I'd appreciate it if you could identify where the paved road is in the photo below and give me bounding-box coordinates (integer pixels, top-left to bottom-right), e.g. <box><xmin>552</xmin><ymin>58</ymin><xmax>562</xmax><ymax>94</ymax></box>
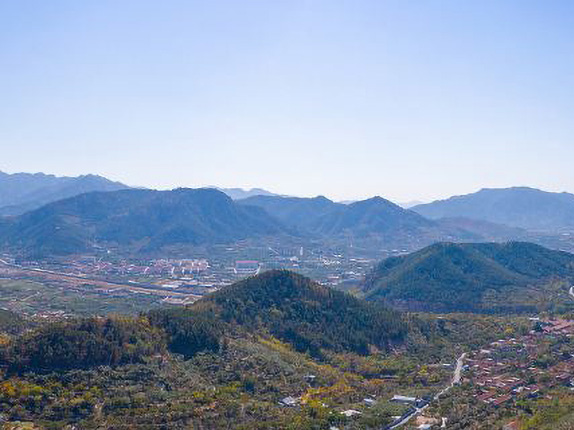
<box><xmin>389</xmin><ymin>353</ymin><xmax>466</xmax><ymax>429</ymax></box>
<box><xmin>570</xmin><ymin>286</ymin><xmax>574</xmax><ymax>300</ymax></box>
<box><xmin>452</xmin><ymin>353</ymin><xmax>467</xmax><ymax>385</ymax></box>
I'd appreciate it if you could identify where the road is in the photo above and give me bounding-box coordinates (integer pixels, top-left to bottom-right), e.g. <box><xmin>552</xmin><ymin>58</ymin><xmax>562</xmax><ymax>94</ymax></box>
<box><xmin>389</xmin><ymin>353</ymin><xmax>466</xmax><ymax>429</ymax></box>
<box><xmin>570</xmin><ymin>286</ymin><xmax>574</xmax><ymax>300</ymax></box>
<box><xmin>452</xmin><ymin>353</ymin><xmax>467</xmax><ymax>385</ymax></box>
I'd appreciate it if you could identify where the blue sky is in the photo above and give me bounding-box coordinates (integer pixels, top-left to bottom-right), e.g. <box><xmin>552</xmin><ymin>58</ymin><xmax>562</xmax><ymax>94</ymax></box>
<box><xmin>1</xmin><ymin>0</ymin><xmax>573</xmax><ymax>202</ymax></box>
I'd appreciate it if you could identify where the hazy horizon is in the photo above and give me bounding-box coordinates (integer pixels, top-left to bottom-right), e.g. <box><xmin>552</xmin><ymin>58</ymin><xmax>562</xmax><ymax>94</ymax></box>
<box><xmin>3</xmin><ymin>167</ymin><xmax>574</xmax><ymax>206</ymax></box>
<box><xmin>2</xmin><ymin>1</ymin><xmax>573</xmax><ymax>202</ymax></box>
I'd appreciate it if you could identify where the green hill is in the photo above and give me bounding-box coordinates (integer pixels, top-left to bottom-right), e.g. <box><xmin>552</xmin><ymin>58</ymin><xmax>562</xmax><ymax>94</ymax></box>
<box><xmin>0</xmin><ymin>270</ymin><xmax>534</xmax><ymax>429</ymax></box>
<box><xmin>362</xmin><ymin>242</ymin><xmax>574</xmax><ymax>313</ymax></box>
<box><xmin>3</xmin><ymin>271</ymin><xmax>408</xmax><ymax>373</ymax></box>
<box><xmin>151</xmin><ymin>270</ymin><xmax>407</xmax><ymax>358</ymax></box>
<box><xmin>313</xmin><ymin>197</ymin><xmax>436</xmax><ymax>237</ymax></box>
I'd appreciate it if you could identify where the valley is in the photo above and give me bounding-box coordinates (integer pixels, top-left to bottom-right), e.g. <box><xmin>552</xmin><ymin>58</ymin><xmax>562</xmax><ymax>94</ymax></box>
<box><xmin>1</xmin><ymin>178</ymin><xmax>574</xmax><ymax>429</ymax></box>
<box><xmin>3</xmin><ymin>2</ymin><xmax>574</xmax><ymax>427</ymax></box>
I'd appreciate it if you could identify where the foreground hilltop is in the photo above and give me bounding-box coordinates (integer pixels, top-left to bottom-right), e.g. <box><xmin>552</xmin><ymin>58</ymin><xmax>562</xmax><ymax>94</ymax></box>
<box><xmin>4</xmin><ymin>271</ymin><xmax>409</xmax><ymax>374</ymax></box>
<box><xmin>362</xmin><ymin>242</ymin><xmax>574</xmax><ymax>313</ymax></box>
<box><xmin>152</xmin><ymin>269</ymin><xmax>407</xmax><ymax>358</ymax></box>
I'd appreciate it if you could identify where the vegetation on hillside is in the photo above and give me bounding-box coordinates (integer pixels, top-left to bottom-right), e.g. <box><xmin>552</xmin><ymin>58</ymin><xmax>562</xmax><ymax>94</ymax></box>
<box><xmin>362</xmin><ymin>242</ymin><xmax>574</xmax><ymax>313</ymax></box>
<box><xmin>2</xmin><ymin>317</ymin><xmax>165</xmax><ymax>372</ymax></box>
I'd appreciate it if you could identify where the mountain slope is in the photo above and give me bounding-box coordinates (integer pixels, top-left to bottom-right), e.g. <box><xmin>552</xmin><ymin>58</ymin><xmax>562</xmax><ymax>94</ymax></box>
<box><xmin>0</xmin><ymin>188</ymin><xmax>288</xmax><ymax>256</ymax></box>
<box><xmin>239</xmin><ymin>195</ymin><xmax>341</xmax><ymax>231</ymax></box>
<box><xmin>0</xmin><ymin>171</ymin><xmax>129</xmax><ymax>216</ymax></box>
<box><xmin>413</xmin><ymin>187</ymin><xmax>574</xmax><ymax>232</ymax></box>
<box><xmin>151</xmin><ymin>270</ymin><xmax>407</xmax><ymax>357</ymax></box>
<box><xmin>362</xmin><ymin>242</ymin><xmax>574</xmax><ymax>313</ymax></box>
<box><xmin>240</xmin><ymin>195</ymin><xmax>457</xmax><ymax>245</ymax></box>
<box><xmin>313</xmin><ymin>196</ymin><xmax>435</xmax><ymax>236</ymax></box>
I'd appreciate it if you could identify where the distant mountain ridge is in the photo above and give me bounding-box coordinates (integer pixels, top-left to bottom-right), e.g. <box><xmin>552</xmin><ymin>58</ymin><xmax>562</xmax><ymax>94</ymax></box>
<box><xmin>1</xmin><ymin>174</ymin><xmax>568</xmax><ymax>257</ymax></box>
<box><xmin>0</xmin><ymin>189</ymin><xmax>500</xmax><ymax>258</ymax></box>
<box><xmin>239</xmin><ymin>195</ymin><xmax>340</xmax><ymax>232</ymax></box>
<box><xmin>213</xmin><ymin>187</ymin><xmax>280</xmax><ymax>200</ymax></box>
<box><xmin>241</xmin><ymin>194</ymin><xmax>436</xmax><ymax>234</ymax></box>
<box><xmin>361</xmin><ymin>242</ymin><xmax>574</xmax><ymax>313</ymax></box>
<box><xmin>0</xmin><ymin>171</ymin><xmax>130</xmax><ymax>216</ymax></box>
<box><xmin>315</xmin><ymin>196</ymin><xmax>436</xmax><ymax>237</ymax></box>
<box><xmin>0</xmin><ymin>188</ymin><xmax>288</xmax><ymax>256</ymax></box>
<box><xmin>413</xmin><ymin>187</ymin><xmax>574</xmax><ymax>232</ymax></box>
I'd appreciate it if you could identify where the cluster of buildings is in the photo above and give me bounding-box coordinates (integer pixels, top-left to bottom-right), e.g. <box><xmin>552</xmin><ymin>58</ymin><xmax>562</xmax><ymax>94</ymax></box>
<box><xmin>466</xmin><ymin>319</ymin><xmax>574</xmax><ymax>408</ymax></box>
<box><xmin>32</xmin><ymin>257</ymin><xmax>212</xmax><ymax>279</ymax></box>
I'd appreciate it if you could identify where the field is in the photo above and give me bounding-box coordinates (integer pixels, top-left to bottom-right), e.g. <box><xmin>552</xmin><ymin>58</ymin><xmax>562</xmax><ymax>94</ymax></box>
<box><xmin>0</xmin><ymin>278</ymin><xmax>163</xmax><ymax>317</ymax></box>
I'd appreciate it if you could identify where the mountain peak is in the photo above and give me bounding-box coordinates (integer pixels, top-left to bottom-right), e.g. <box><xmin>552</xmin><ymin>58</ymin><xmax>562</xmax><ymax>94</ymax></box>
<box><xmin>199</xmin><ymin>269</ymin><xmax>407</xmax><ymax>356</ymax></box>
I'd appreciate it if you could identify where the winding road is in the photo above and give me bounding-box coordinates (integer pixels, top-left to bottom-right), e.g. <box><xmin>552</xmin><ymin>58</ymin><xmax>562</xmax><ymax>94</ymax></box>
<box><xmin>389</xmin><ymin>353</ymin><xmax>467</xmax><ymax>429</ymax></box>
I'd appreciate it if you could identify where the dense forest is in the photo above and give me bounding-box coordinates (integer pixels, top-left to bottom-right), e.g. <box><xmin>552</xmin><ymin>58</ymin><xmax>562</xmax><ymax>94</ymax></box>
<box><xmin>3</xmin><ymin>317</ymin><xmax>165</xmax><ymax>373</ymax></box>
<box><xmin>199</xmin><ymin>270</ymin><xmax>408</xmax><ymax>356</ymax></box>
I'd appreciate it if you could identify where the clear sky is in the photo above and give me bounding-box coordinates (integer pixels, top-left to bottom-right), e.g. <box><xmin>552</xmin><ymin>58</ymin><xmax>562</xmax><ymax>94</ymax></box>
<box><xmin>1</xmin><ymin>0</ymin><xmax>573</xmax><ymax>202</ymax></box>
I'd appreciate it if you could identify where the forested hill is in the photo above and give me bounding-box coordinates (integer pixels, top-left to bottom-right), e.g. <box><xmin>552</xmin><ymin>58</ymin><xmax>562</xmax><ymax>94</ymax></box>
<box><xmin>0</xmin><ymin>188</ymin><xmax>289</xmax><ymax>256</ymax></box>
<box><xmin>361</xmin><ymin>242</ymin><xmax>574</xmax><ymax>313</ymax></box>
<box><xmin>0</xmin><ymin>171</ymin><xmax>129</xmax><ymax>216</ymax></box>
<box><xmin>3</xmin><ymin>271</ymin><xmax>409</xmax><ymax>374</ymax></box>
<box><xmin>152</xmin><ymin>270</ymin><xmax>408</xmax><ymax>358</ymax></box>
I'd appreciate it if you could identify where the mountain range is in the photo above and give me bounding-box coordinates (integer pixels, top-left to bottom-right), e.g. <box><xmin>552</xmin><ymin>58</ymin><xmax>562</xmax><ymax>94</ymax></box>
<box><xmin>0</xmin><ymin>171</ymin><xmax>129</xmax><ymax>216</ymax></box>
<box><xmin>361</xmin><ymin>242</ymin><xmax>574</xmax><ymax>313</ymax></box>
<box><xmin>1</xmin><ymin>189</ymin><xmax>461</xmax><ymax>257</ymax></box>
<box><xmin>0</xmin><ymin>188</ymin><xmax>287</xmax><ymax>256</ymax></box>
<box><xmin>240</xmin><ymin>194</ymin><xmax>455</xmax><ymax>239</ymax></box>
<box><xmin>2</xmin><ymin>171</ymin><xmax>574</xmax><ymax>257</ymax></box>
<box><xmin>0</xmin><ymin>184</ymin><xmax>559</xmax><ymax>257</ymax></box>
<box><xmin>413</xmin><ymin>187</ymin><xmax>574</xmax><ymax>232</ymax></box>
